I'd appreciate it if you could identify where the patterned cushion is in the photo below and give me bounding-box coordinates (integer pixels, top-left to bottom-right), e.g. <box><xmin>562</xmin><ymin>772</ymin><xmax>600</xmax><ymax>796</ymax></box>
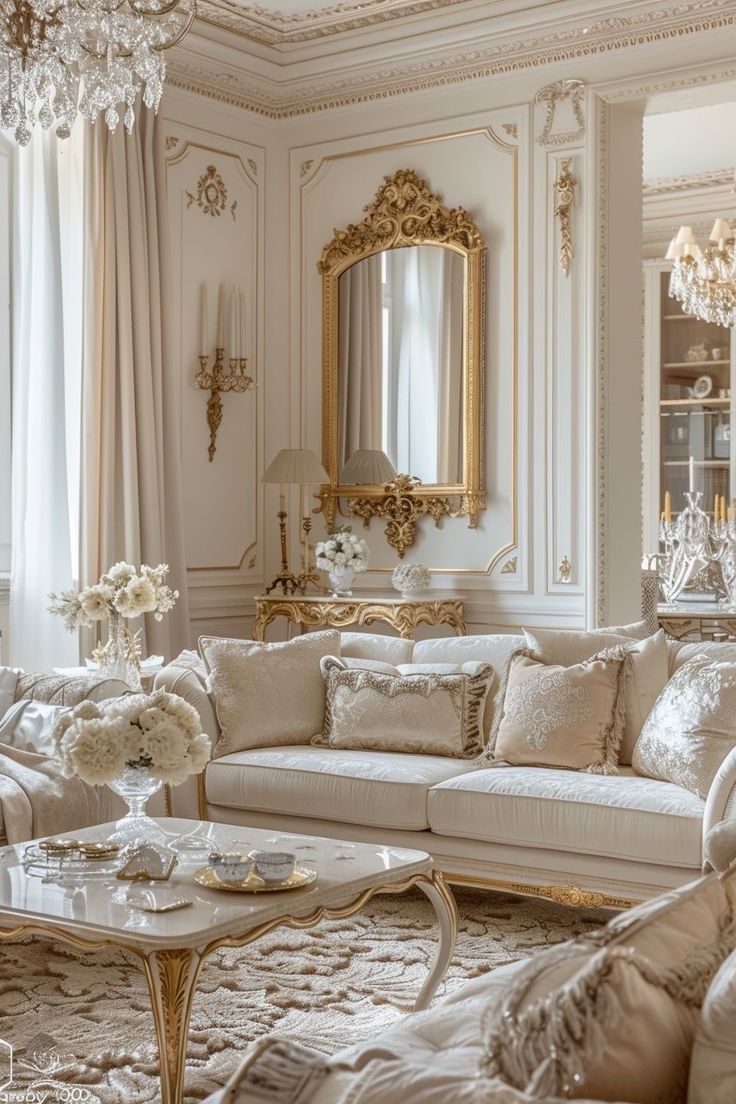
<box><xmin>14</xmin><ymin>672</ymin><xmax>127</xmax><ymax>706</ymax></box>
<box><xmin>488</xmin><ymin>651</ymin><xmax>624</xmax><ymax>774</ymax></box>
<box><xmin>633</xmin><ymin>656</ymin><xmax>736</xmax><ymax>799</ymax></box>
<box><xmin>314</xmin><ymin>657</ymin><xmax>493</xmax><ymax>758</ymax></box>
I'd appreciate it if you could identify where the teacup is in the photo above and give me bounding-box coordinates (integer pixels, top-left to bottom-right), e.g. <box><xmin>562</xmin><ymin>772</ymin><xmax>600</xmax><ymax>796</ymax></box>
<box><xmin>208</xmin><ymin>852</ymin><xmax>255</xmax><ymax>885</ymax></box>
<box><xmin>251</xmin><ymin>850</ymin><xmax>296</xmax><ymax>885</ymax></box>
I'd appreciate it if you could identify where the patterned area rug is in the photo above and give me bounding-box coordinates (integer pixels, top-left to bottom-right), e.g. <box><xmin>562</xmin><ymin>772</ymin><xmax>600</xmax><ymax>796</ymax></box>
<box><xmin>0</xmin><ymin>887</ymin><xmax>606</xmax><ymax>1103</ymax></box>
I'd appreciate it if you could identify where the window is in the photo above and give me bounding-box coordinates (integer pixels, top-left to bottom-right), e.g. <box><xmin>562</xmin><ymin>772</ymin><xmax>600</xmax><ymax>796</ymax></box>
<box><xmin>0</xmin><ymin>137</ymin><xmax>11</xmax><ymax>576</ymax></box>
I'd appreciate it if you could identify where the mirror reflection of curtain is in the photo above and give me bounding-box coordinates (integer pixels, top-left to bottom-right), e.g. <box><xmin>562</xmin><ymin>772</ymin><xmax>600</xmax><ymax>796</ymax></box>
<box><xmin>384</xmin><ymin>246</ymin><xmax>464</xmax><ymax>484</ymax></box>
<box><xmin>338</xmin><ymin>255</ymin><xmax>383</xmax><ymax>471</ymax></box>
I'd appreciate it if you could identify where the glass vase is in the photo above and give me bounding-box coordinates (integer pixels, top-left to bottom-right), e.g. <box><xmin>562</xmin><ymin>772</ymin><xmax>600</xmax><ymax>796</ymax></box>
<box><xmin>99</xmin><ymin>611</ymin><xmax>142</xmax><ymax>691</ymax></box>
<box><xmin>328</xmin><ymin>565</ymin><xmax>355</xmax><ymax>596</ymax></box>
<box><xmin>108</xmin><ymin>767</ymin><xmax>164</xmax><ymax>846</ymax></box>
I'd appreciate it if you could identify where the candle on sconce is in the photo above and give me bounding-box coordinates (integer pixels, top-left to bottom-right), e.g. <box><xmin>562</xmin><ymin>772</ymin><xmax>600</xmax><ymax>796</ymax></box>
<box><xmin>216</xmin><ymin>284</ymin><xmax>225</xmax><ymax>349</ymax></box>
<box><xmin>229</xmin><ymin>285</ymin><xmax>238</xmax><ymax>358</ymax></box>
<box><xmin>664</xmin><ymin>491</ymin><xmax>672</xmax><ymax>523</ymax></box>
<box><xmin>239</xmin><ymin>289</ymin><xmax>246</xmax><ymax>362</ymax></box>
<box><xmin>714</xmin><ymin>493</ymin><xmax>720</xmax><ymax>519</ymax></box>
<box><xmin>689</xmin><ymin>455</ymin><xmax>695</xmax><ymax>494</ymax></box>
<box><xmin>722</xmin><ymin>496</ymin><xmax>728</xmax><ymax>523</ymax></box>
<box><xmin>200</xmin><ymin>283</ymin><xmax>208</xmax><ymax>356</ymax></box>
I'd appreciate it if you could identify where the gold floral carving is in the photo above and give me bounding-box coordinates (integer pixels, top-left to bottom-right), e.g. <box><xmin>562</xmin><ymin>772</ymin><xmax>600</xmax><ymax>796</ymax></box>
<box><xmin>186</xmin><ymin>164</ymin><xmax>230</xmax><ymax>218</ymax></box>
<box><xmin>553</xmin><ymin>159</ymin><xmax>576</xmax><ymax>276</ymax></box>
<box><xmin>535</xmin><ymin>79</ymin><xmax>585</xmax><ymax>147</ymax></box>
<box><xmin>500</xmin><ymin>556</ymin><xmax>517</xmax><ymax>574</ymax></box>
<box><xmin>300</xmin><ymin>158</ymin><xmax>314</xmax><ymax>177</ymax></box>
<box><xmin>557</xmin><ymin>554</ymin><xmax>572</xmax><ymax>582</ymax></box>
<box><xmin>502</xmin><ymin>123</ymin><xmax>518</xmax><ymax>138</ymax></box>
<box><xmin>251</xmin><ymin>593</ymin><xmax>467</xmax><ymax>641</ymax></box>
<box><xmin>446</xmin><ymin>872</ymin><xmax>636</xmax><ymax>910</ymax></box>
<box><xmin>318</xmin><ymin>169</ymin><xmax>482</xmax><ymax>274</ymax></box>
<box><xmin>347</xmin><ymin>474</ymin><xmax>479</xmax><ymax>558</ymax></box>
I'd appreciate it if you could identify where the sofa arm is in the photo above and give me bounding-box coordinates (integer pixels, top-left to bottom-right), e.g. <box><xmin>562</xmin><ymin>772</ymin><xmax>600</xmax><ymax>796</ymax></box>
<box><xmin>15</xmin><ymin>672</ymin><xmax>129</xmax><ymax>706</ymax></box>
<box><xmin>703</xmin><ymin>748</ymin><xmax>736</xmax><ymax>856</ymax></box>
<box><xmin>155</xmin><ymin>655</ymin><xmax>219</xmax><ymax>819</ymax></box>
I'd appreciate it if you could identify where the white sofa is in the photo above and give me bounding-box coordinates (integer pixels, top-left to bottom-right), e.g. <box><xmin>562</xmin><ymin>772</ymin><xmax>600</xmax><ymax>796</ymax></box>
<box><xmin>156</xmin><ymin>633</ymin><xmax>736</xmax><ymax>909</ymax></box>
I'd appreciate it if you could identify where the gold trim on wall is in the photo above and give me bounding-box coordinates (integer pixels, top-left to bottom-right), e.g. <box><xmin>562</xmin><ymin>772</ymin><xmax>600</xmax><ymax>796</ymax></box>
<box><xmin>317</xmin><ymin>167</ymin><xmax>486</xmax><ymax>553</ymax></box>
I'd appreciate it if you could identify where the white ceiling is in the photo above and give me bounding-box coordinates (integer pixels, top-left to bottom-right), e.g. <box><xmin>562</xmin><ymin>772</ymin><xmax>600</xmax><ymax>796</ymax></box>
<box><xmin>644</xmin><ymin>101</ymin><xmax>736</xmax><ymax>181</ymax></box>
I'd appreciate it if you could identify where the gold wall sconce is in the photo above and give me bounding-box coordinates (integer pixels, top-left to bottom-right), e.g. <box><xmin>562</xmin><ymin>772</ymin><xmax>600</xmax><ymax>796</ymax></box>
<box><xmin>194</xmin><ymin>282</ymin><xmax>254</xmax><ymax>461</ymax></box>
<box><xmin>263</xmin><ymin>448</ymin><xmax>330</xmax><ymax>595</ymax></box>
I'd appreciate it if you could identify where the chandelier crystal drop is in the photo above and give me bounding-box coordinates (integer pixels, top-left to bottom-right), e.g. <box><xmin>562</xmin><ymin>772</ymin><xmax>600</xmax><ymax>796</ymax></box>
<box><xmin>0</xmin><ymin>0</ymin><xmax>195</xmax><ymax>146</ymax></box>
<box><xmin>667</xmin><ymin>217</ymin><xmax>736</xmax><ymax>328</ymax></box>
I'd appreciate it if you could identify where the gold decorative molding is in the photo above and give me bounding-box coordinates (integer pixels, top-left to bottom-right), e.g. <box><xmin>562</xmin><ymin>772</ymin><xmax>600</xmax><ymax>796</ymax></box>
<box><xmin>536</xmin><ymin>79</ymin><xmax>585</xmax><ymax>147</ymax></box>
<box><xmin>557</xmin><ymin>554</ymin><xmax>572</xmax><ymax>583</ymax></box>
<box><xmin>194</xmin><ymin>348</ymin><xmax>254</xmax><ymax>461</ymax></box>
<box><xmin>186</xmin><ymin>163</ymin><xmax>235</xmax><ymax>219</ymax></box>
<box><xmin>300</xmin><ymin>158</ymin><xmax>314</xmax><ymax>177</ymax></box>
<box><xmin>502</xmin><ymin>122</ymin><xmax>517</xmax><ymax>138</ymax></box>
<box><xmin>500</xmin><ymin>556</ymin><xmax>517</xmax><ymax>574</ymax></box>
<box><xmin>642</xmin><ymin>167</ymin><xmax>735</xmax><ymax>197</ymax></box>
<box><xmin>252</xmin><ymin>592</ymin><xmax>467</xmax><ymax>640</ymax></box>
<box><xmin>553</xmin><ymin>158</ymin><xmax>576</xmax><ymax>276</ymax></box>
<box><xmin>164</xmin><ymin>135</ymin><xmax>180</xmax><ymax>151</ymax></box>
<box><xmin>317</xmin><ymin>168</ymin><xmax>482</xmax><ymax>274</ymax></box>
<box><xmin>445</xmin><ymin>872</ymin><xmax>636</xmax><ymax>911</ymax></box>
<box><xmin>348</xmin><ymin>475</ymin><xmax>483</xmax><ymax>558</ymax></box>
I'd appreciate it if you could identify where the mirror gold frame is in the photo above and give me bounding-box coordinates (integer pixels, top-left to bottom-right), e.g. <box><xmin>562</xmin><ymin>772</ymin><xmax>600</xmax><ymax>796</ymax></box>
<box><xmin>317</xmin><ymin>168</ymin><xmax>487</xmax><ymax>557</ymax></box>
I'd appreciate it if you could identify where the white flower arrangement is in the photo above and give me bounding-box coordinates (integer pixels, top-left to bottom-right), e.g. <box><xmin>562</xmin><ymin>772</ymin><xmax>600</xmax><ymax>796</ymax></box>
<box><xmin>52</xmin><ymin>690</ymin><xmax>211</xmax><ymax>788</ymax></box>
<box><xmin>315</xmin><ymin>527</ymin><xmax>369</xmax><ymax>573</ymax></box>
<box><xmin>49</xmin><ymin>562</ymin><xmax>179</xmax><ymax>630</ymax></box>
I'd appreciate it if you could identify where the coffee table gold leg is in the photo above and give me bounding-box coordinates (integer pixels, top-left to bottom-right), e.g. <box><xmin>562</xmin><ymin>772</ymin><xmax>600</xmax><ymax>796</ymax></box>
<box><xmin>413</xmin><ymin>872</ymin><xmax>459</xmax><ymax>1012</ymax></box>
<box><xmin>144</xmin><ymin>947</ymin><xmax>203</xmax><ymax>1104</ymax></box>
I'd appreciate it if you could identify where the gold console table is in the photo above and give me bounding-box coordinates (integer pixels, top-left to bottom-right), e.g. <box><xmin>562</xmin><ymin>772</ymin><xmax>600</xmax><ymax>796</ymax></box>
<box><xmin>252</xmin><ymin>592</ymin><xmax>467</xmax><ymax>641</ymax></box>
<box><xmin>658</xmin><ymin>603</ymin><xmax>736</xmax><ymax>642</ymax></box>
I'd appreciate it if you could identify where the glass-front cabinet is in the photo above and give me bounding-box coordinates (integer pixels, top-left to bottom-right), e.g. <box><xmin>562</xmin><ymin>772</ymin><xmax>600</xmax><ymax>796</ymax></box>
<box><xmin>644</xmin><ymin>262</ymin><xmax>735</xmax><ymax>553</ymax></box>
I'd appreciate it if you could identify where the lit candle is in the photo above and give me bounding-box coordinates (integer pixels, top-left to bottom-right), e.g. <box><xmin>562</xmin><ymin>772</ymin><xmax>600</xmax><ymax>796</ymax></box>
<box><xmin>216</xmin><ymin>284</ymin><xmax>225</xmax><ymax>349</ymax></box>
<box><xmin>200</xmin><ymin>283</ymin><xmax>208</xmax><ymax>356</ymax></box>
<box><xmin>689</xmin><ymin>455</ymin><xmax>695</xmax><ymax>493</ymax></box>
<box><xmin>664</xmin><ymin>491</ymin><xmax>672</xmax><ymax>522</ymax></box>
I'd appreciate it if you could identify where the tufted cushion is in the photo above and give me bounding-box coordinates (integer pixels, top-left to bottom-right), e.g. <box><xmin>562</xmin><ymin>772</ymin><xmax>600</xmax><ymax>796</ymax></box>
<box><xmin>427</xmin><ymin>767</ymin><xmax>704</xmax><ymax>867</ymax></box>
<box><xmin>205</xmin><ymin>746</ymin><xmax>470</xmax><ymax>831</ymax></box>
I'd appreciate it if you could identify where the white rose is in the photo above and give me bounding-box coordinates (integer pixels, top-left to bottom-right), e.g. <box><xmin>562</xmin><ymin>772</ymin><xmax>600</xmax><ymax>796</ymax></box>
<box><xmin>187</xmin><ymin>733</ymin><xmax>211</xmax><ymax>774</ymax></box>
<box><xmin>144</xmin><ymin>722</ymin><xmax>189</xmax><ymax>771</ymax></box>
<box><xmin>114</xmin><ymin>576</ymin><xmax>158</xmax><ymax>618</ymax></box>
<box><xmin>63</xmin><ymin>718</ymin><xmax>128</xmax><ymax>785</ymax></box>
<box><xmin>103</xmin><ymin>562</ymin><xmax>136</xmax><ymax>586</ymax></box>
<box><xmin>79</xmin><ymin>584</ymin><xmax>114</xmax><ymax>622</ymax></box>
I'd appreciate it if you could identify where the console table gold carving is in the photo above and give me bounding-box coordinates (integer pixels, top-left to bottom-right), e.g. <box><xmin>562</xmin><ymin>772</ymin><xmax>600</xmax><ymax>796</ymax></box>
<box><xmin>252</xmin><ymin>593</ymin><xmax>467</xmax><ymax>641</ymax></box>
<box><xmin>658</xmin><ymin>603</ymin><xmax>736</xmax><ymax>642</ymax></box>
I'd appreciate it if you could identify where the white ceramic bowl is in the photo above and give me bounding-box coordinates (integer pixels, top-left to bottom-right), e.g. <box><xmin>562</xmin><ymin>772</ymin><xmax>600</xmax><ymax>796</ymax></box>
<box><xmin>208</xmin><ymin>852</ymin><xmax>255</xmax><ymax>885</ymax></box>
<box><xmin>251</xmin><ymin>850</ymin><xmax>297</xmax><ymax>884</ymax></box>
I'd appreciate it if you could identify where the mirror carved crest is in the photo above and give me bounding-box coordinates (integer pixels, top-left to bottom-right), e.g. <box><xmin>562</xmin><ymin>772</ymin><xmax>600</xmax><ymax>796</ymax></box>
<box><xmin>318</xmin><ymin>169</ymin><xmax>487</xmax><ymax>557</ymax></box>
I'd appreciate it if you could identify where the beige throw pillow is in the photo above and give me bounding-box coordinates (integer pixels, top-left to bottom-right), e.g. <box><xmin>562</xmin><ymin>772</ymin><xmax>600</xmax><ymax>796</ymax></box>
<box><xmin>315</xmin><ymin>657</ymin><xmax>493</xmax><ymax>758</ymax></box>
<box><xmin>523</xmin><ymin>621</ymin><xmax>650</xmax><ymax>667</ymax></box>
<box><xmin>490</xmin><ymin>652</ymin><xmax>624</xmax><ymax>773</ymax></box>
<box><xmin>633</xmin><ymin>655</ymin><xmax>736</xmax><ymax>799</ymax></box>
<box><xmin>200</xmin><ymin>630</ymin><xmax>340</xmax><ymax>756</ymax></box>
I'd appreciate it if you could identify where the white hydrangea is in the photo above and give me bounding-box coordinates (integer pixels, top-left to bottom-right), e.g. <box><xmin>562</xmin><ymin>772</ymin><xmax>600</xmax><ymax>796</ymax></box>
<box><xmin>315</xmin><ymin>527</ymin><xmax>369</xmax><ymax>573</ymax></box>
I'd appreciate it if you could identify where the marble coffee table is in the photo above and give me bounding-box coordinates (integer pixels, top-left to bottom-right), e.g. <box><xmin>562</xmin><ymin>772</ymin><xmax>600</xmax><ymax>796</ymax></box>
<box><xmin>0</xmin><ymin>817</ymin><xmax>458</xmax><ymax>1104</ymax></box>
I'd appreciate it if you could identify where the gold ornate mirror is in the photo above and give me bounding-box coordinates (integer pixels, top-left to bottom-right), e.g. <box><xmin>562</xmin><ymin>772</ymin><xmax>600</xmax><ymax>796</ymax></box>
<box><xmin>317</xmin><ymin>169</ymin><xmax>486</xmax><ymax>557</ymax></box>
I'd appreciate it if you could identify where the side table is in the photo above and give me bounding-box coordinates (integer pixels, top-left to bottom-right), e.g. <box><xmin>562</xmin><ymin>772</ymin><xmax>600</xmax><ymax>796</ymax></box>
<box><xmin>252</xmin><ymin>592</ymin><xmax>467</xmax><ymax>641</ymax></box>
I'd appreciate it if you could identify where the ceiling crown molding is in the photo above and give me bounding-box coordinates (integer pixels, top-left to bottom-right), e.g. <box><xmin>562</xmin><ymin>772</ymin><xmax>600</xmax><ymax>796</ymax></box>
<box><xmin>643</xmin><ymin>167</ymin><xmax>735</xmax><ymax>196</ymax></box>
<box><xmin>168</xmin><ymin>0</ymin><xmax>736</xmax><ymax>120</ymax></box>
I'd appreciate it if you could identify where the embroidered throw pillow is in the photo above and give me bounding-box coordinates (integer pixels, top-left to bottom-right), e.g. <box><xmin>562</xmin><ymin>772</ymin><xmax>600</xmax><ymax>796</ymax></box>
<box><xmin>200</xmin><ymin>630</ymin><xmax>340</xmax><ymax>757</ymax></box>
<box><xmin>314</xmin><ymin>657</ymin><xmax>493</xmax><ymax>758</ymax></box>
<box><xmin>688</xmin><ymin>945</ymin><xmax>736</xmax><ymax>1104</ymax></box>
<box><xmin>633</xmin><ymin>656</ymin><xmax>736</xmax><ymax>799</ymax></box>
<box><xmin>489</xmin><ymin>652</ymin><xmax>624</xmax><ymax>773</ymax></box>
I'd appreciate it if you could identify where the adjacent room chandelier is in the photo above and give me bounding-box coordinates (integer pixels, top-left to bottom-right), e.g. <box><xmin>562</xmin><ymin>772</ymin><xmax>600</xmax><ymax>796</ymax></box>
<box><xmin>667</xmin><ymin>215</ymin><xmax>736</xmax><ymax>327</ymax></box>
<box><xmin>0</xmin><ymin>0</ymin><xmax>195</xmax><ymax>146</ymax></box>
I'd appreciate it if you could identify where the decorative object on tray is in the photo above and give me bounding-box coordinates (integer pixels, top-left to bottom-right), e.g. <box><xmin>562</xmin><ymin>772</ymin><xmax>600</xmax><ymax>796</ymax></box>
<box><xmin>49</xmin><ymin>562</ymin><xmax>179</xmax><ymax>690</ymax></box>
<box><xmin>391</xmin><ymin>561</ymin><xmax>431</xmax><ymax>596</ymax></box>
<box><xmin>23</xmin><ymin>839</ymin><xmax>122</xmax><ymax>879</ymax></box>
<box><xmin>195</xmin><ymin>861</ymin><xmax>316</xmax><ymax>894</ymax></box>
<box><xmin>315</xmin><ymin>526</ymin><xmax>369</xmax><ymax>596</ymax></box>
<box><xmin>51</xmin><ymin>690</ymin><xmax>210</xmax><ymax>844</ymax></box>
<box><xmin>116</xmin><ymin>843</ymin><xmax>178</xmax><ymax>882</ymax></box>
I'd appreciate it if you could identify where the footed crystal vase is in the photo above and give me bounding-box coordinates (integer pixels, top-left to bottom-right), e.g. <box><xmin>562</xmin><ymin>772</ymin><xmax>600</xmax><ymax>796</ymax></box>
<box><xmin>108</xmin><ymin>767</ymin><xmax>164</xmax><ymax>846</ymax></box>
<box><xmin>97</xmin><ymin>611</ymin><xmax>142</xmax><ymax>691</ymax></box>
<box><xmin>328</xmin><ymin>565</ymin><xmax>355</xmax><ymax>596</ymax></box>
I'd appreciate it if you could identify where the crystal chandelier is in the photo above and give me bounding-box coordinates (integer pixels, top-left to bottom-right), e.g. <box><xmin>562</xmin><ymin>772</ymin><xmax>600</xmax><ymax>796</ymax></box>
<box><xmin>667</xmin><ymin>217</ymin><xmax>736</xmax><ymax>327</ymax></box>
<box><xmin>0</xmin><ymin>0</ymin><xmax>195</xmax><ymax>146</ymax></box>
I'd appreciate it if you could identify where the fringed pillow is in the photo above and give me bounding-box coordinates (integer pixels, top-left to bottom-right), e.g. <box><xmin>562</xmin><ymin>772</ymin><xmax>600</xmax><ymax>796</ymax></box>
<box><xmin>485</xmin><ymin>649</ymin><xmax>626</xmax><ymax>774</ymax></box>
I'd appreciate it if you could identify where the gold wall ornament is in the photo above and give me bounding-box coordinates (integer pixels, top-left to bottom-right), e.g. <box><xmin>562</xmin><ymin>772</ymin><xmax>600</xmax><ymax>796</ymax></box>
<box><xmin>319</xmin><ymin>169</ymin><xmax>486</xmax><ymax>553</ymax></box>
<box><xmin>535</xmin><ymin>79</ymin><xmax>585</xmax><ymax>147</ymax></box>
<box><xmin>557</xmin><ymin>554</ymin><xmax>572</xmax><ymax>582</ymax></box>
<box><xmin>502</xmin><ymin>123</ymin><xmax>518</xmax><ymax>138</ymax></box>
<box><xmin>194</xmin><ymin>348</ymin><xmax>254</xmax><ymax>462</ymax></box>
<box><xmin>553</xmin><ymin>158</ymin><xmax>576</xmax><ymax>276</ymax></box>
<box><xmin>500</xmin><ymin>556</ymin><xmax>517</xmax><ymax>574</ymax></box>
<box><xmin>186</xmin><ymin>164</ymin><xmax>230</xmax><ymax>218</ymax></box>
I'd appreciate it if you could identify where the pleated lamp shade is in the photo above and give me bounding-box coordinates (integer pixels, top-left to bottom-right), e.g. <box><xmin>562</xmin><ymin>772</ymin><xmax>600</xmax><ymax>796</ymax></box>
<box><xmin>341</xmin><ymin>449</ymin><xmax>397</xmax><ymax>485</ymax></box>
<box><xmin>262</xmin><ymin>448</ymin><xmax>329</xmax><ymax>485</ymax></box>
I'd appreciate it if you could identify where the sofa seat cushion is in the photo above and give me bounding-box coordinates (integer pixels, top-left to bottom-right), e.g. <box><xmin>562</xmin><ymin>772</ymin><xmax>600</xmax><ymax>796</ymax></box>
<box><xmin>206</xmin><ymin>747</ymin><xmax>472</xmax><ymax>831</ymax></box>
<box><xmin>427</xmin><ymin>766</ymin><xmax>704</xmax><ymax>866</ymax></box>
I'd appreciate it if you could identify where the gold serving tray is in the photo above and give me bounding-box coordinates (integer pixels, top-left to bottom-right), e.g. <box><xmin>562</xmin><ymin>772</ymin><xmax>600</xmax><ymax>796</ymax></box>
<box><xmin>194</xmin><ymin>864</ymin><xmax>317</xmax><ymax>894</ymax></box>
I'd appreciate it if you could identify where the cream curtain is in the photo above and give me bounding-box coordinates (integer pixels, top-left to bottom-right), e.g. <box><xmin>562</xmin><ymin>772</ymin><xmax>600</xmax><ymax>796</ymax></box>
<box><xmin>337</xmin><ymin>255</ymin><xmax>383</xmax><ymax>472</ymax></box>
<box><xmin>80</xmin><ymin>111</ymin><xmax>189</xmax><ymax>658</ymax></box>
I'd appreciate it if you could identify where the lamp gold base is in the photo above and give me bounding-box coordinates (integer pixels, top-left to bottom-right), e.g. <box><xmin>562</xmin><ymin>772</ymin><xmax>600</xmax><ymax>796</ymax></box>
<box><xmin>265</xmin><ymin>572</ymin><xmax>303</xmax><ymax>596</ymax></box>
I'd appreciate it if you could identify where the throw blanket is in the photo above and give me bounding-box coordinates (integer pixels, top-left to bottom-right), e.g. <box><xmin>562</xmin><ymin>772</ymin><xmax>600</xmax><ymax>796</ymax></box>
<box><xmin>0</xmin><ymin>700</ymin><xmax>103</xmax><ymax>844</ymax></box>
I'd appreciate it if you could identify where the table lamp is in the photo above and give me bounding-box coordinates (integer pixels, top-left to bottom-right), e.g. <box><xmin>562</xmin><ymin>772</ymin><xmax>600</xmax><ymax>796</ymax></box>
<box><xmin>263</xmin><ymin>448</ymin><xmax>329</xmax><ymax>595</ymax></box>
<box><xmin>340</xmin><ymin>449</ymin><xmax>397</xmax><ymax>485</ymax></box>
